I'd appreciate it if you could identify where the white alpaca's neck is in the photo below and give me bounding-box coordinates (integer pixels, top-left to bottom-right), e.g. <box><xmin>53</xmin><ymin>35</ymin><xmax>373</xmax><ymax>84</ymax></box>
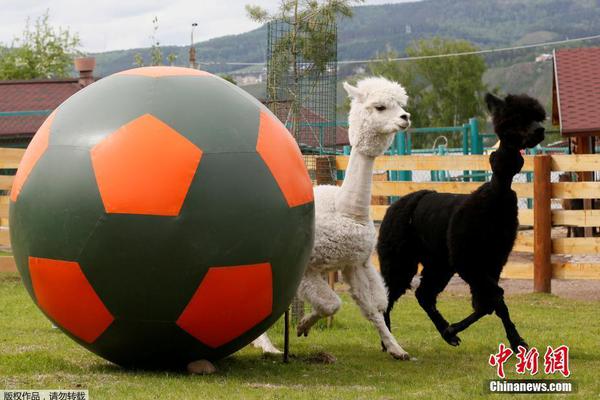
<box><xmin>335</xmin><ymin>146</ymin><xmax>375</xmax><ymax>222</ymax></box>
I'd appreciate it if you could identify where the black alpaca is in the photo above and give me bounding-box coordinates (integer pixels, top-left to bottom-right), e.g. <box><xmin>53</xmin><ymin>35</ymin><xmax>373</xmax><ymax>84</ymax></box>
<box><xmin>378</xmin><ymin>93</ymin><xmax>546</xmax><ymax>352</ymax></box>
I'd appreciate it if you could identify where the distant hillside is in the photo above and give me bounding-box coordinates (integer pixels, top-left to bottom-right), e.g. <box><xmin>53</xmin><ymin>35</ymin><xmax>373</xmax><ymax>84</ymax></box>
<box><xmin>243</xmin><ymin>60</ymin><xmax>554</xmax><ymax>123</ymax></box>
<box><xmin>93</xmin><ymin>0</ymin><xmax>600</xmax><ymax>76</ymax></box>
<box><xmin>93</xmin><ymin>27</ymin><xmax>267</xmax><ymax>77</ymax></box>
<box><xmin>484</xmin><ymin>60</ymin><xmax>554</xmax><ymax>109</ymax></box>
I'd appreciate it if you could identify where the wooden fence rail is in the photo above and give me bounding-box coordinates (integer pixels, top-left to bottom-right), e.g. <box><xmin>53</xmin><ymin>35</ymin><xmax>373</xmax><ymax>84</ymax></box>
<box><xmin>1</xmin><ymin>150</ymin><xmax>599</xmax><ymax>290</ymax></box>
<box><xmin>336</xmin><ymin>153</ymin><xmax>600</xmax><ymax>289</ymax></box>
<box><xmin>0</xmin><ymin>148</ymin><xmax>24</xmax><ymax>264</ymax></box>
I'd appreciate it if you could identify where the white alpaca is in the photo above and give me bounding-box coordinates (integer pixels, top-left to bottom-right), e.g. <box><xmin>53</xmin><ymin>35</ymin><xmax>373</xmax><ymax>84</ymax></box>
<box><xmin>254</xmin><ymin>77</ymin><xmax>411</xmax><ymax>360</ymax></box>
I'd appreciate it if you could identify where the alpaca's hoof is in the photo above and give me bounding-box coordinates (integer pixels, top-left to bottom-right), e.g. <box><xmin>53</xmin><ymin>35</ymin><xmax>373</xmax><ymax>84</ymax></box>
<box><xmin>445</xmin><ymin>336</ymin><xmax>461</xmax><ymax>347</ymax></box>
<box><xmin>265</xmin><ymin>348</ymin><xmax>283</xmax><ymax>355</ymax></box>
<box><xmin>388</xmin><ymin>348</ymin><xmax>410</xmax><ymax>360</ymax></box>
<box><xmin>510</xmin><ymin>339</ymin><xmax>529</xmax><ymax>352</ymax></box>
<box><xmin>251</xmin><ymin>334</ymin><xmax>282</xmax><ymax>354</ymax></box>
<box><xmin>442</xmin><ymin>326</ymin><xmax>461</xmax><ymax>347</ymax></box>
<box><xmin>297</xmin><ymin>323</ymin><xmax>310</xmax><ymax>337</ymax></box>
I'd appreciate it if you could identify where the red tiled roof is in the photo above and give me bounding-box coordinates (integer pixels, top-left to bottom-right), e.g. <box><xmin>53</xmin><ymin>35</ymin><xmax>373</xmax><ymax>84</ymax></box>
<box><xmin>553</xmin><ymin>47</ymin><xmax>600</xmax><ymax>136</ymax></box>
<box><xmin>0</xmin><ymin>79</ymin><xmax>82</xmax><ymax>137</ymax></box>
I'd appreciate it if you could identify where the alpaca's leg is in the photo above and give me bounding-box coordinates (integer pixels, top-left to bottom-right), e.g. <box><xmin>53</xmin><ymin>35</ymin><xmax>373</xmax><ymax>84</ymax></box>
<box><xmin>381</xmin><ymin>256</ymin><xmax>419</xmax><ymax>332</ymax></box>
<box><xmin>444</xmin><ymin>273</ymin><xmax>506</xmax><ymax>344</ymax></box>
<box><xmin>446</xmin><ymin>286</ymin><xmax>526</xmax><ymax>352</ymax></box>
<box><xmin>365</xmin><ymin>261</ymin><xmax>390</xmax><ymax>315</ymax></box>
<box><xmin>342</xmin><ymin>263</ymin><xmax>410</xmax><ymax>360</ymax></box>
<box><xmin>380</xmin><ymin>251</ymin><xmax>419</xmax><ymax>352</ymax></box>
<box><xmin>296</xmin><ymin>269</ymin><xmax>341</xmax><ymax>337</ymax></box>
<box><xmin>495</xmin><ymin>298</ymin><xmax>528</xmax><ymax>351</ymax></box>
<box><xmin>382</xmin><ymin>262</ymin><xmax>418</xmax><ymax>350</ymax></box>
<box><xmin>415</xmin><ymin>268</ymin><xmax>458</xmax><ymax>346</ymax></box>
<box><xmin>443</xmin><ymin>310</ymin><xmax>487</xmax><ymax>340</ymax></box>
<box><xmin>251</xmin><ymin>333</ymin><xmax>282</xmax><ymax>354</ymax></box>
<box><xmin>444</xmin><ymin>275</ymin><xmax>500</xmax><ymax>336</ymax></box>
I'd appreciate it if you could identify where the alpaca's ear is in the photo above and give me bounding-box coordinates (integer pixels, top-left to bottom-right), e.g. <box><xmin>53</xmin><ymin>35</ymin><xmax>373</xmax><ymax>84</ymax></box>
<box><xmin>343</xmin><ymin>82</ymin><xmax>365</xmax><ymax>102</ymax></box>
<box><xmin>485</xmin><ymin>93</ymin><xmax>504</xmax><ymax>113</ymax></box>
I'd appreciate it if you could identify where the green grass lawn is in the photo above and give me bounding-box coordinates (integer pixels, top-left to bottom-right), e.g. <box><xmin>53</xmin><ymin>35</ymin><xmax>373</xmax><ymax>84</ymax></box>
<box><xmin>1</xmin><ymin>271</ymin><xmax>598</xmax><ymax>399</ymax></box>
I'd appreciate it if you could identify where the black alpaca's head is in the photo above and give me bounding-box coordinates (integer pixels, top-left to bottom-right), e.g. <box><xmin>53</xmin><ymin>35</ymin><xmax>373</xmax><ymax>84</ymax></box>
<box><xmin>485</xmin><ymin>93</ymin><xmax>546</xmax><ymax>149</ymax></box>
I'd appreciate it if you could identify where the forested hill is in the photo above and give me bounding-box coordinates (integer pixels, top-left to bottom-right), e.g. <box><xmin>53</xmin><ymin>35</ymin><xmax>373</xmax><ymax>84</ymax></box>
<box><xmin>93</xmin><ymin>0</ymin><xmax>600</xmax><ymax>76</ymax></box>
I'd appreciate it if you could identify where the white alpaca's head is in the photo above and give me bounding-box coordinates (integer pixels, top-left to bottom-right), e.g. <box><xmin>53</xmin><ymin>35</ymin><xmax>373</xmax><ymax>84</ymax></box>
<box><xmin>344</xmin><ymin>77</ymin><xmax>410</xmax><ymax>157</ymax></box>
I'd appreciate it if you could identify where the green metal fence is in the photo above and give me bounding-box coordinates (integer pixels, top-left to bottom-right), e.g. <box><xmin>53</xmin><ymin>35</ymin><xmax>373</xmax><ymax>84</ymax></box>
<box><xmin>0</xmin><ymin>110</ymin><xmax>573</xmax><ymax>186</ymax></box>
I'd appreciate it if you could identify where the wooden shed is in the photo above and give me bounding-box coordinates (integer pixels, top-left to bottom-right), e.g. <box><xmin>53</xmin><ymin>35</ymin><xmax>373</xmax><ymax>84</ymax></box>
<box><xmin>0</xmin><ymin>57</ymin><xmax>96</xmax><ymax>147</ymax></box>
<box><xmin>552</xmin><ymin>47</ymin><xmax>600</xmax><ymax>152</ymax></box>
<box><xmin>552</xmin><ymin>47</ymin><xmax>600</xmax><ymax>236</ymax></box>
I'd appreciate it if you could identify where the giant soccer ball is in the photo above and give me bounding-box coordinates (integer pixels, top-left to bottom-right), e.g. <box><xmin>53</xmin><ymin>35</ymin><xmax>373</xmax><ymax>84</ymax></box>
<box><xmin>9</xmin><ymin>66</ymin><xmax>315</xmax><ymax>367</ymax></box>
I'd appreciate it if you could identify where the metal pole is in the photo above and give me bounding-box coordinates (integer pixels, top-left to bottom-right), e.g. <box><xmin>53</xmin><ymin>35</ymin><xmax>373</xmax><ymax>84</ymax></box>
<box><xmin>189</xmin><ymin>23</ymin><xmax>198</xmax><ymax>69</ymax></box>
<box><xmin>386</xmin><ymin>134</ymin><xmax>399</xmax><ymax>203</ymax></box>
<box><xmin>462</xmin><ymin>123</ymin><xmax>470</xmax><ymax>155</ymax></box>
<box><xmin>340</xmin><ymin>145</ymin><xmax>350</xmax><ymax>181</ymax></box>
<box><xmin>462</xmin><ymin>123</ymin><xmax>470</xmax><ymax>181</ymax></box>
<box><xmin>469</xmin><ymin>117</ymin><xmax>481</xmax><ymax>154</ymax></box>
<box><xmin>283</xmin><ymin>308</ymin><xmax>290</xmax><ymax>363</ymax></box>
<box><xmin>526</xmin><ymin>147</ymin><xmax>537</xmax><ymax>209</ymax></box>
<box><xmin>398</xmin><ymin>131</ymin><xmax>412</xmax><ymax>182</ymax></box>
<box><xmin>439</xmin><ymin>144</ymin><xmax>447</xmax><ymax>181</ymax></box>
<box><xmin>390</xmin><ymin>133</ymin><xmax>399</xmax><ymax>181</ymax></box>
<box><xmin>470</xmin><ymin>118</ymin><xmax>485</xmax><ymax>182</ymax></box>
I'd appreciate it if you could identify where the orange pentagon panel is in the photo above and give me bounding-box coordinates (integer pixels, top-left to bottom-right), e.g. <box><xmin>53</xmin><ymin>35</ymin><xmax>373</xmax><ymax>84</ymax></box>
<box><xmin>115</xmin><ymin>66</ymin><xmax>212</xmax><ymax>78</ymax></box>
<box><xmin>256</xmin><ymin>111</ymin><xmax>314</xmax><ymax>207</ymax></box>
<box><xmin>176</xmin><ymin>263</ymin><xmax>272</xmax><ymax>348</ymax></box>
<box><xmin>10</xmin><ymin>110</ymin><xmax>56</xmax><ymax>202</ymax></box>
<box><xmin>29</xmin><ymin>257</ymin><xmax>114</xmax><ymax>343</ymax></box>
<box><xmin>91</xmin><ymin>114</ymin><xmax>202</xmax><ymax>216</ymax></box>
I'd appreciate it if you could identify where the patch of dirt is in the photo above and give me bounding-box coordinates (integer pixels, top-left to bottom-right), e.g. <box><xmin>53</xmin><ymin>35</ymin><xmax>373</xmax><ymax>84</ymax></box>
<box><xmin>325</xmin><ymin>276</ymin><xmax>600</xmax><ymax>302</ymax></box>
<box><xmin>445</xmin><ymin>277</ymin><xmax>600</xmax><ymax>302</ymax></box>
<box><xmin>282</xmin><ymin>352</ymin><xmax>338</xmax><ymax>364</ymax></box>
<box><xmin>303</xmin><ymin>351</ymin><xmax>337</xmax><ymax>364</ymax></box>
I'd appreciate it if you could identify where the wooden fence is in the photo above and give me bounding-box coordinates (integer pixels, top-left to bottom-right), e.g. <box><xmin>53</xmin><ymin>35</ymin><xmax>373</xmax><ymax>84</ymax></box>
<box><xmin>2</xmin><ymin>149</ymin><xmax>599</xmax><ymax>290</ymax></box>
<box><xmin>336</xmin><ymin>153</ymin><xmax>600</xmax><ymax>290</ymax></box>
<box><xmin>0</xmin><ymin>148</ymin><xmax>23</xmax><ymax>271</ymax></box>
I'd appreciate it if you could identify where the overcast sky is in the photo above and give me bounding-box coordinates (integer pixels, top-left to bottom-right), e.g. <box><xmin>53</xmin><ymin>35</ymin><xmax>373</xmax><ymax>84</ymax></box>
<box><xmin>0</xmin><ymin>0</ymin><xmax>420</xmax><ymax>53</ymax></box>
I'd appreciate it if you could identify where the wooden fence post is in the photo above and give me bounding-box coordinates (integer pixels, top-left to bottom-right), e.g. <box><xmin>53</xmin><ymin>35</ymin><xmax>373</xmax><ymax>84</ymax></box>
<box><xmin>533</xmin><ymin>154</ymin><xmax>552</xmax><ymax>293</ymax></box>
<box><xmin>315</xmin><ymin>155</ymin><xmax>336</xmax><ymax>186</ymax></box>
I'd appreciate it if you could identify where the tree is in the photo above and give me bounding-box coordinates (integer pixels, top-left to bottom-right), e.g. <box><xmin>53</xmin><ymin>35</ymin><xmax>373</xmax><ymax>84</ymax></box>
<box><xmin>149</xmin><ymin>16</ymin><xmax>164</xmax><ymax>66</ymax></box>
<box><xmin>0</xmin><ymin>11</ymin><xmax>81</xmax><ymax>80</ymax></box>
<box><xmin>133</xmin><ymin>16</ymin><xmax>177</xmax><ymax>67</ymax></box>
<box><xmin>246</xmin><ymin>0</ymin><xmax>363</xmax><ymax>136</ymax></box>
<box><xmin>369</xmin><ymin>38</ymin><xmax>487</xmax><ymax>147</ymax></box>
<box><xmin>219</xmin><ymin>74</ymin><xmax>237</xmax><ymax>85</ymax></box>
<box><xmin>368</xmin><ymin>49</ymin><xmax>427</xmax><ymax>126</ymax></box>
<box><xmin>247</xmin><ymin>1</ymin><xmax>362</xmax><ymax>74</ymax></box>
